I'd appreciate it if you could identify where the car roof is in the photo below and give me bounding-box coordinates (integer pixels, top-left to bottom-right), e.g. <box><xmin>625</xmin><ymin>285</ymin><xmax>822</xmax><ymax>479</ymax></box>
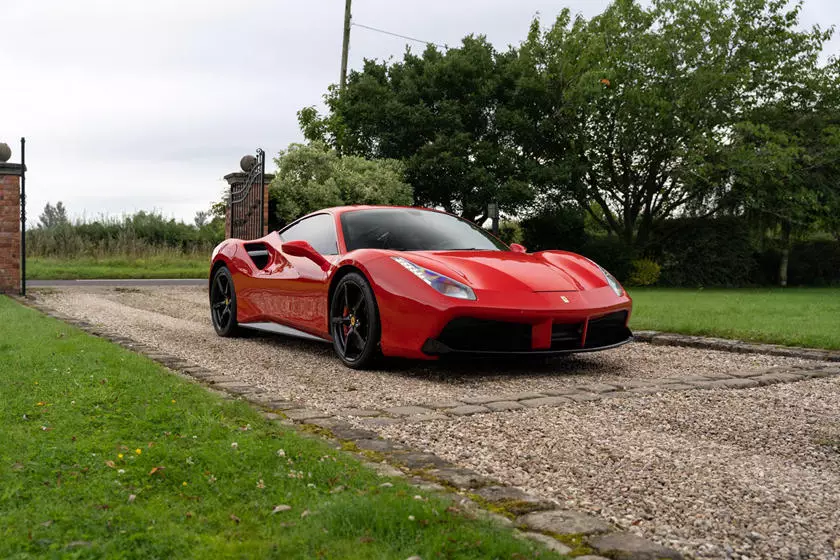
<box><xmin>309</xmin><ymin>205</ymin><xmax>448</xmax><ymax>218</ymax></box>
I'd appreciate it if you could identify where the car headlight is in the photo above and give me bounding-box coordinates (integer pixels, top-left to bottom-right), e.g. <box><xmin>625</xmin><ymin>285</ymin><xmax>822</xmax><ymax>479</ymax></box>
<box><xmin>598</xmin><ymin>264</ymin><xmax>624</xmax><ymax>297</ymax></box>
<box><xmin>392</xmin><ymin>256</ymin><xmax>476</xmax><ymax>300</ymax></box>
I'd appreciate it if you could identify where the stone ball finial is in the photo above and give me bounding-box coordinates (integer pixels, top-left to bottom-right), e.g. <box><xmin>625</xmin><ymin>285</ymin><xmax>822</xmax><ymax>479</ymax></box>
<box><xmin>0</xmin><ymin>143</ymin><xmax>11</xmax><ymax>163</ymax></box>
<box><xmin>240</xmin><ymin>155</ymin><xmax>256</xmax><ymax>172</ymax></box>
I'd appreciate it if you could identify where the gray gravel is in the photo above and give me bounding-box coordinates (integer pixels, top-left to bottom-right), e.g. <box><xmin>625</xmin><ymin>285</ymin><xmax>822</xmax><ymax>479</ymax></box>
<box><xmin>378</xmin><ymin>381</ymin><xmax>840</xmax><ymax>560</ymax></box>
<box><xmin>34</xmin><ymin>286</ymin><xmax>840</xmax><ymax>559</ymax></box>
<box><xmin>36</xmin><ymin>286</ymin><xmax>825</xmax><ymax>414</ymax></box>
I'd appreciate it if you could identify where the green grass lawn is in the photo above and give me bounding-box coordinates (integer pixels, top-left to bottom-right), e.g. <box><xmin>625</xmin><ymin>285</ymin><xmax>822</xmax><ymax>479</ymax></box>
<box><xmin>629</xmin><ymin>287</ymin><xmax>840</xmax><ymax>350</ymax></box>
<box><xmin>27</xmin><ymin>255</ymin><xmax>208</xmax><ymax>280</ymax></box>
<box><xmin>0</xmin><ymin>297</ymin><xmax>560</xmax><ymax>559</ymax></box>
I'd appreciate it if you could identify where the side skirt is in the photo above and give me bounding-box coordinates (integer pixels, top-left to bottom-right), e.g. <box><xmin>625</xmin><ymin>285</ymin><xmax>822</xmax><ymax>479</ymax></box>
<box><xmin>239</xmin><ymin>322</ymin><xmax>331</xmax><ymax>344</ymax></box>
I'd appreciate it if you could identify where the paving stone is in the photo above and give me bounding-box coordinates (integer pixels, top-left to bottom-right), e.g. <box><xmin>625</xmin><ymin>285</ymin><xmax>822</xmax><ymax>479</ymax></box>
<box><xmin>753</xmin><ymin>372</ymin><xmax>805</xmax><ymax>386</ymax></box>
<box><xmin>326</xmin><ymin>423</ymin><xmax>379</xmax><ymax>441</ymax></box>
<box><xmin>392</xmin><ymin>452</ymin><xmax>452</xmax><ymax>469</ymax></box>
<box><xmin>357</xmin><ymin>417</ymin><xmax>402</xmax><ymax>428</ymax></box>
<box><xmin>609</xmin><ymin>380</ymin><xmax>655</xmax><ymax>390</ymax></box>
<box><xmin>517</xmin><ymin>509</ymin><xmax>611</xmax><ymax>536</ymax></box>
<box><xmin>268</xmin><ymin>400</ymin><xmax>299</xmax><ymax>411</ymax></box>
<box><xmin>599</xmin><ymin>391</ymin><xmax>629</xmax><ymax>399</ymax></box>
<box><xmin>354</xmin><ymin>438</ymin><xmax>405</xmax><ymax>453</ymax></box>
<box><xmin>659</xmin><ymin>383</ymin><xmax>694</xmax><ymax>391</ymax></box>
<box><xmin>496</xmin><ymin>391</ymin><xmax>547</xmax><ymax>401</ymax></box>
<box><xmin>520</xmin><ymin>396</ymin><xmax>571</xmax><ymax>408</ymax></box>
<box><xmin>727</xmin><ymin>370</ymin><xmax>765</xmax><ymax>378</ymax></box>
<box><xmin>214</xmin><ymin>383</ymin><xmax>257</xmax><ymax>394</ymax></box>
<box><xmin>461</xmin><ymin>395</ymin><xmax>506</xmax><ymax>405</ymax></box>
<box><xmin>661</xmin><ymin>375</ymin><xmax>710</xmax><ymax>383</ymax></box>
<box><xmin>565</xmin><ymin>392</ymin><xmax>602</xmax><ymax>402</ymax></box>
<box><xmin>262</xmin><ymin>412</ymin><xmax>281</xmax><ymax>421</ymax></box>
<box><xmin>424</xmin><ymin>399</ymin><xmax>464</xmax><ymax>409</ymax></box>
<box><xmin>700</xmin><ymin>371</ymin><xmax>733</xmax><ymax>380</ymax></box>
<box><xmin>475</xmin><ymin>486</ymin><xmax>555</xmax><ymax>514</ymax></box>
<box><xmin>519</xmin><ymin>532</ymin><xmax>573</xmax><ymax>554</ymax></box>
<box><xmin>336</xmin><ymin>408</ymin><xmax>381</xmax><ymax>417</ymax></box>
<box><xmin>403</xmin><ymin>413</ymin><xmax>449</xmax><ymax>423</ymax></box>
<box><xmin>368</xmin><ymin>462</ymin><xmax>405</xmax><ymax>478</ymax></box>
<box><xmin>283</xmin><ymin>408</ymin><xmax>331</xmax><ymax>421</ymax></box>
<box><xmin>575</xmin><ymin>556</ymin><xmax>612</xmax><ymax>560</ymax></box>
<box><xmin>588</xmin><ymin>531</ymin><xmax>682</xmax><ymax>560</ymax></box>
<box><xmin>449</xmin><ymin>404</ymin><xmax>491</xmax><ymax>416</ymax></box>
<box><xmin>484</xmin><ymin>401</ymin><xmax>525</xmax><ymax>412</ymax></box>
<box><xmin>628</xmin><ymin>386</ymin><xmax>667</xmax><ymax>394</ymax></box>
<box><xmin>708</xmin><ymin>378</ymin><xmax>760</xmax><ymax>389</ymax></box>
<box><xmin>429</xmin><ymin>467</ymin><xmax>491</xmax><ymax>489</ymax></box>
<box><xmin>799</xmin><ymin>369</ymin><xmax>836</xmax><ymax>379</ymax></box>
<box><xmin>684</xmin><ymin>380</ymin><xmax>719</xmax><ymax>390</ymax></box>
<box><xmin>576</xmin><ymin>383</ymin><xmax>619</xmax><ymax>393</ymax></box>
<box><xmin>384</xmin><ymin>405</ymin><xmax>433</xmax><ymax>417</ymax></box>
<box><xmin>542</xmin><ymin>388</ymin><xmax>582</xmax><ymax>396</ymax></box>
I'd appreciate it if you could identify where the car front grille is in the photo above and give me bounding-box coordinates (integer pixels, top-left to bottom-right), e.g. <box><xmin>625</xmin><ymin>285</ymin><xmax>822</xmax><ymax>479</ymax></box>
<box><xmin>584</xmin><ymin>311</ymin><xmax>631</xmax><ymax>349</ymax></box>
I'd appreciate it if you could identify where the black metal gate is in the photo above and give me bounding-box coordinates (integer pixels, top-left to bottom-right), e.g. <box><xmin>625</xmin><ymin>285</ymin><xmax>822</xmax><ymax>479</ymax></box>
<box><xmin>229</xmin><ymin>148</ymin><xmax>265</xmax><ymax>240</ymax></box>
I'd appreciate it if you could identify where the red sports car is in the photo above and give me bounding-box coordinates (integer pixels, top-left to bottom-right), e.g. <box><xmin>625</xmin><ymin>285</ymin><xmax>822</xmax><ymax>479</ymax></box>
<box><xmin>209</xmin><ymin>206</ymin><xmax>632</xmax><ymax>368</ymax></box>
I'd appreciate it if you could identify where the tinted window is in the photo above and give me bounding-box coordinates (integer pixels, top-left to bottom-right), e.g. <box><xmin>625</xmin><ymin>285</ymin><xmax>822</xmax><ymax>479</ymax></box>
<box><xmin>341</xmin><ymin>209</ymin><xmax>507</xmax><ymax>252</ymax></box>
<box><xmin>280</xmin><ymin>214</ymin><xmax>338</xmax><ymax>255</ymax></box>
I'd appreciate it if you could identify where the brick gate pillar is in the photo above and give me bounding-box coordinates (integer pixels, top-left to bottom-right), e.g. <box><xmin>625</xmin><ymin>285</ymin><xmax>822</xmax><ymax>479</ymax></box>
<box><xmin>0</xmin><ymin>156</ymin><xmax>23</xmax><ymax>294</ymax></box>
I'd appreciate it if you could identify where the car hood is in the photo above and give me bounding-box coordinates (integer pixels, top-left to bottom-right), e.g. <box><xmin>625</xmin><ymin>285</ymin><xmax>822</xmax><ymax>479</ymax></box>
<box><xmin>402</xmin><ymin>250</ymin><xmax>582</xmax><ymax>292</ymax></box>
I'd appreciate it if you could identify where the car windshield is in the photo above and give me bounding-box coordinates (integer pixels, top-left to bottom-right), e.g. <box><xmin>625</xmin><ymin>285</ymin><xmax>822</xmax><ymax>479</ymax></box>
<box><xmin>340</xmin><ymin>208</ymin><xmax>507</xmax><ymax>252</ymax></box>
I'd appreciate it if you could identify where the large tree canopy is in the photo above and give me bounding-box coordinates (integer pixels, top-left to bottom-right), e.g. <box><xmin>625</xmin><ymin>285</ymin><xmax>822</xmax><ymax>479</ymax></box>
<box><xmin>523</xmin><ymin>0</ymin><xmax>834</xmax><ymax>246</ymax></box>
<box><xmin>299</xmin><ymin>36</ymin><xmax>533</xmax><ymax>222</ymax></box>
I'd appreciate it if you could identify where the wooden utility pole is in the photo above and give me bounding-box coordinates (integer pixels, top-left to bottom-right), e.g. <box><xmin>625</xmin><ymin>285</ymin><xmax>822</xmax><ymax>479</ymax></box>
<box><xmin>339</xmin><ymin>0</ymin><xmax>352</xmax><ymax>92</ymax></box>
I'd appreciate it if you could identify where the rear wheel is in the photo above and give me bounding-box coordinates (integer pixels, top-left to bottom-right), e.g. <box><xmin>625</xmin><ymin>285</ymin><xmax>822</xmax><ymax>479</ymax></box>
<box><xmin>330</xmin><ymin>273</ymin><xmax>381</xmax><ymax>369</ymax></box>
<box><xmin>210</xmin><ymin>266</ymin><xmax>240</xmax><ymax>337</ymax></box>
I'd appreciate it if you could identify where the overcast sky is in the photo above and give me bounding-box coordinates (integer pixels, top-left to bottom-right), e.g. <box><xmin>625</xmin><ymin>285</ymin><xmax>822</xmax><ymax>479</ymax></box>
<box><xmin>2</xmin><ymin>0</ymin><xmax>838</xmax><ymax>223</ymax></box>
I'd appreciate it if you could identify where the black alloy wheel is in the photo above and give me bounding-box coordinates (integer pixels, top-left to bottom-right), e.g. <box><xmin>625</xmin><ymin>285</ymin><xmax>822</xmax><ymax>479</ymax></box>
<box><xmin>330</xmin><ymin>272</ymin><xmax>381</xmax><ymax>368</ymax></box>
<box><xmin>210</xmin><ymin>266</ymin><xmax>240</xmax><ymax>337</ymax></box>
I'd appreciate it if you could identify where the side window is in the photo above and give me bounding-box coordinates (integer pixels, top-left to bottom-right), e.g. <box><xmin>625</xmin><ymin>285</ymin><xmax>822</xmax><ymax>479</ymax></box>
<box><xmin>280</xmin><ymin>214</ymin><xmax>338</xmax><ymax>255</ymax></box>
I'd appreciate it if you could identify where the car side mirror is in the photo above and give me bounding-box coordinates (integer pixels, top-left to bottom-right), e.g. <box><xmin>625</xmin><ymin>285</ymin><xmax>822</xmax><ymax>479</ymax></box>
<box><xmin>510</xmin><ymin>243</ymin><xmax>527</xmax><ymax>254</ymax></box>
<box><xmin>281</xmin><ymin>240</ymin><xmax>331</xmax><ymax>271</ymax></box>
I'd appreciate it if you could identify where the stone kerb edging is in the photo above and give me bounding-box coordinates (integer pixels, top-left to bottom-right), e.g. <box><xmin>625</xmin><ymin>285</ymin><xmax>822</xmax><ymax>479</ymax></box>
<box><xmin>633</xmin><ymin>330</ymin><xmax>840</xmax><ymax>362</ymax></box>
<box><xmin>18</xmin><ymin>295</ymin><xmax>688</xmax><ymax>559</ymax></box>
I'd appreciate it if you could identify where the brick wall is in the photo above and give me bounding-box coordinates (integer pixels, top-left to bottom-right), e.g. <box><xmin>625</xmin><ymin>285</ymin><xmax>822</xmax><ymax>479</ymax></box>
<box><xmin>0</xmin><ymin>169</ymin><xmax>22</xmax><ymax>294</ymax></box>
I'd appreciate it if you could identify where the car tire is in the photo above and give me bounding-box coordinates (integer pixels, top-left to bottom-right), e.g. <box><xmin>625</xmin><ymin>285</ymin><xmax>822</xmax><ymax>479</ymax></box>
<box><xmin>210</xmin><ymin>266</ymin><xmax>241</xmax><ymax>337</ymax></box>
<box><xmin>330</xmin><ymin>272</ymin><xmax>381</xmax><ymax>369</ymax></box>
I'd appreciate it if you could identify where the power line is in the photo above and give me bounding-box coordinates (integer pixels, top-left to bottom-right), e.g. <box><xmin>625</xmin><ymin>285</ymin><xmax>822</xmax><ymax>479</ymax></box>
<box><xmin>351</xmin><ymin>22</ymin><xmax>448</xmax><ymax>50</ymax></box>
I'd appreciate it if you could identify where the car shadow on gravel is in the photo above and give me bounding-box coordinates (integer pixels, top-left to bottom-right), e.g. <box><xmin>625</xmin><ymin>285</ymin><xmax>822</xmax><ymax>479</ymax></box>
<box><xmin>376</xmin><ymin>353</ymin><xmax>625</xmax><ymax>381</ymax></box>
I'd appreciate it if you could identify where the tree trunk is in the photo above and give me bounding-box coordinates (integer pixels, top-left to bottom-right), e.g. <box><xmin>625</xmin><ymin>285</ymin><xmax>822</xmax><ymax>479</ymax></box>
<box><xmin>778</xmin><ymin>220</ymin><xmax>791</xmax><ymax>288</ymax></box>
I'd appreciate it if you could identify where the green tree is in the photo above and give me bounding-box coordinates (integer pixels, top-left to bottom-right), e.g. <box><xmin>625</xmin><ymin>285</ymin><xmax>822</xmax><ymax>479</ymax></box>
<box><xmin>729</xmin><ymin>62</ymin><xmax>840</xmax><ymax>286</ymax></box>
<box><xmin>299</xmin><ymin>36</ymin><xmax>533</xmax><ymax>222</ymax></box>
<box><xmin>270</xmin><ymin>141</ymin><xmax>412</xmax><ymax>225</ymax></box>
<box><xmin>38</xmin><ymin>201</ymin><xmax>69</xmax><ymax>229</ymax></box>
<box><xmin>522</xmin><ymin>0</ymin><xmax>833</xmax><ymax>247</ymax></box>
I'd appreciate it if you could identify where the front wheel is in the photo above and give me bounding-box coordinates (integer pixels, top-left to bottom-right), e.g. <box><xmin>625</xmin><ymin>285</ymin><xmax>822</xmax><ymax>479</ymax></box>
<box><xmin>330</xmin><ymin>272</ymin><xmax>381</xmax><ymax>369</ymax></box>
<box><xmin>210</xmin><ymin>266</ymin><xmax>241</xmax><ymax>337</ymax></box>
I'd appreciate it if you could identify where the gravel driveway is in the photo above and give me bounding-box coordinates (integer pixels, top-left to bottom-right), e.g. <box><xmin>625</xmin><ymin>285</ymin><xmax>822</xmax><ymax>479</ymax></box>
<box><xmin>35</xmin><ymin>286</ymin><xmax>840</xmax><ymax>559</ymax></box>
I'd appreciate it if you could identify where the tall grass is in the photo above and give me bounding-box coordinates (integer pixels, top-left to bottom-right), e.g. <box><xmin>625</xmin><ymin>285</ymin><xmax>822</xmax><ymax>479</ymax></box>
<box><xmin>26</xmin><ymin>211</ymin><xmax>224</xmax><ymax>258</ymax></box>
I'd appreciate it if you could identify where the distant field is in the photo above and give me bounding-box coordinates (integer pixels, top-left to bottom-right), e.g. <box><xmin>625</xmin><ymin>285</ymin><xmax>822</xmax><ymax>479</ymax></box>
<box><xmin>629</xmin><ymin>288</ymin><xmax>840</xmax><ymax>350</ymax></box>
<box><xmin>27</xmin><ymin>255</ymin><xmax>208</xmax><ymax>280</ymax></box>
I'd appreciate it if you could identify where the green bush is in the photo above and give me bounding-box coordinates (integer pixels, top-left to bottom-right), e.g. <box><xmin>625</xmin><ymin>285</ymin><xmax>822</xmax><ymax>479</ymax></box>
<box><xmin>648</xmin><ymin>217</ymin><xmax>755</xmax><ymax>287</ymax></box>
<box><xmin>580</xmin><ymin>236</ymin><xmax>636</xmax><ymax>282</ymax></box>
<box><xmin>498</xmin><ymin>220</ymin><xmax>523</xmax><ymax>245</ymax></box>
<box><xmin>520</xmin><ymin>205</ymin><xmax>587</xmax><ymax>253</ymax></box>
<box><xmin>628</xmin><ymin>259</ymin><xmax>661</xmax><ymax>286</ymax></box>
<box><xmin>756</xmin><ymin>240</ymin><xmax>840</xmax><ymax>286</ymax></box>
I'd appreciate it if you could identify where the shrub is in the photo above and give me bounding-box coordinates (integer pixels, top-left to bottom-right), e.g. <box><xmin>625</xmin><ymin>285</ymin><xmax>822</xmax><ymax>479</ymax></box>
<box><xmin>520</xmin><ymin>205</ymin><xmax>587</xmax><ymax>253</ymax></box>
<box><xmin>497</xmin><ymin>220</ymin><xmax>523</xmax><ymax>245</ymax></box>
<box><xmin>628</xmin><ymin>259</ymin><xmax>661</xmax><ymax>286</ymax></box>
<box><xmin>648</xmin><ymin>217</ymin><xmax>755</xmax><ymax>287</ymax></box>
<box><xmin>580</xmin><ymin>236</ymin><xmax>635</xmax><ymax>282</ymax></box>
